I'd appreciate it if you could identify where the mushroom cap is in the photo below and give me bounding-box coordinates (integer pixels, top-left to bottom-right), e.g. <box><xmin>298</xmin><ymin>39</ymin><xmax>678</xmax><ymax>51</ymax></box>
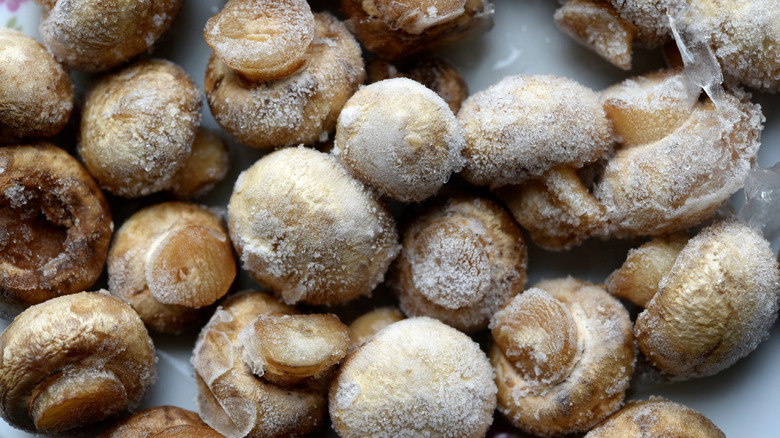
<box><xmin>491</xmin><ymin>278</ymin><xmax>635</xmax><ymax>436</ymax></box>
<box><xmin>227</xmin><ymin>147</ymin><xmax>400</xmax><ymax>306</ymax></box>
<box><xmin>0</xmin><ymin>28</ymin><xmax>73</xmax><ymax>144</ymax></box>
<box><xmin>38</xmin><ymin>0</ymin><xmax>182</xmax><ymax>71</ymax></box>
<box><xmin>596</xmin><ymin>70</ymin><xmax>763</xmax><ymax>237</ymax></box>
<box><xmin>205</xmin><ymin>12</ymin><xmax>365</xmax><ymax>149</ymax></box>
<box><xmin>108</xmin><ymin>202</ymin><xmax>235</xmax><ymax>334</ymax></box>
<box><xmin>585</xmin><ymin>397</ymin><xmax>725</xmax><ymax>438</ymax></box>
<box><xmin>204</xmin><ymin>0</ymin><xmax>315</xmax><ymax>82</ymax></box>
<box><xmin>329</xmin><ymin>317</ymin><xmax>497</xmax><ymax>438</ymax></box>
<box><xmin>0</xmin><ymin>291</ymin><xmax>156</xmax><ymax>434</ymax></box>
<box><xmin>458</xmin><ymin>74</ymin><xmax>613</xmax><ymax>189</ymax></box>
<box><xmin>190</xmin><ymin>291</ymin><xmax>327</xmax><ymax>438</ymax></box>
<box><xmin>99</xmin><ymin>406</ymin><xmax>208</xmax><ymax>438</ymax></box>
<box><xmin>390</xmin><ymin>190</ymin><xmax>527</xmax><ymax>331</ymax></box>
<box><xmin>0</xmin><ymin>143</ymin><xmax>112</xmax><ymax>317</ymax></box>
<box><xmin>79</xmin><ymin>59</ymin><xmax>201</xmax><ymax>198</ymax></box>
<box><xmin>636</xmin><ymin>221</ymin><xmax>780</xmax><ymax>378</ymax></box>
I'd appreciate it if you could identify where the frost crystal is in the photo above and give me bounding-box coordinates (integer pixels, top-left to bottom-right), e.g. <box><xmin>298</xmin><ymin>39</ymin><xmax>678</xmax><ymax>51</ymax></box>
<box><xmin>738</xmin><ymin>162</ymin><xmax>780</xmax><ymax>245</ymax></box>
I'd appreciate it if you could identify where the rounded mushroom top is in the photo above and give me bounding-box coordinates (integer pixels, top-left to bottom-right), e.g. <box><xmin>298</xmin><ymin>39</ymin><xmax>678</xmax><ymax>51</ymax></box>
<box><xmin>585</xmin><ymin>397</ymin><xmax>725</xmax><ymax>438</ymax></box>
<box><xmin>334</xmin><ymin>77</ymin><xmax>466</xmax><ymax>202</ymax></box>
<box><xmin>458</xmin><ymin>74</ymin><xmax>612</xmax><ymax>189</ymax></box>
<box><xmin>227</xmin><ymin>147</ymin><xmax>400</xmax><ymax>305</ymax></box>
<box><xmin>99</xmin><ymin>406</ymin><xmax>209</xmax><ymax>438</ymax></box>
<box><xmin>0</xmin><ymin>27</ymin><xmax>73</xmax><ymax>144</ymax></box>
<box><xmin>636</xmin><ymin>221</ymin><xmax>780</xmax><ymax>379</ymax></box>
<box><xmin>0</xmin><ymin>291</ymin><xmax>156</xmax><ymax>435</ymax></box>
<box><xmin>38</xmin><ymin>0</ymin><xmax>182</xmax><ymax>71</ymax></box>
<box><xmin>79</xmin><ymin>59</ymin><xmax>201</xmax><ymax>198</ymax></box>
<box><xmin>329</xmin><ymin>317</ymin><xmax>496</xmax><ymax>438</ymax></box>
<box><xmin>391</xmin><ymin>190</ymin><xmax>528</xmax><ymax>332</ymax></box>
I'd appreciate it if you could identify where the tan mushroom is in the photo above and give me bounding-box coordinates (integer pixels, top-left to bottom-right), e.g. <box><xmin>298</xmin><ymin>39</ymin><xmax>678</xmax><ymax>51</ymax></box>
<box><xmin>340</xmin><ymin>0</ymin><xmax>495</xmax><ymax>60</ymax></box>
<box><xmin>490</xmin><ymin>278</ymin><xmax>635</xmax><ymax>436</ymax></box>
<box><xmin>227</xmin><ymin>147</ymin><xmax>400</xmax><ymax>306</ymax></box>
<box><xmin>37</xmin><ymin>0</ymin><xmax>182</xmax><ymax>71</ymax></box>
<box><xmin>347</xmin><ymin>306</ymin><xmax>405</xmax><ymax>349</ymax></box>
<box><xmin>609</xmin><ymin>221</ymin><xmax>780</xmax><ymax>379</ymax></box>
<box><xmin>108</xmin><ymin>202</ymin><xmax>236</xmax><ymax>334</ymax></box>
<box><xmin>205</xmin><ymin>13</ymin><xmax>365</xmax><ymax>149</ymax></box>
<box><xmin>100</xmin><ymin>406</ymin><xmax>215</xmax><ymax>438</ymax></box>
<box><xmin>389</xmin><ymin>190</ymin><xmax>528</xmax><ymax>332</ymax></box>
<box><xmin>329</xmin><ymin>317</ymin><xmax>497</xmax><ymax>438</ymax></box>
<box><xmin>333</xmin><ymin>77</ymin><xmax>466</xmax><ymax>203</ymax></box>
<box><xmin>79</xmin><ymin>59</ymin><xmax>201</xmax><ymax>198</ymax></box>
<box><xmin>168</xmin><ymin>128</ymin><xmax>230</xmax><ymax>200</ymax></box>
<box><xmin>585</xmin><ymin>397</ymin><xmax>725</xmax><ymax>437</ymax></box>
<box><xmin>0</xmin><ymin>143</ymin><xmax>112</xmax><ymax>317</ymax></box>
<box><xmin>191</xmin><ymin>291</ymin><xmax>341</xmax><ymax>438</ymax></box>
<box><xmin>0</xmin><ymin>28</ymin><xmax>73</xmax><ymax>144</ymax></box>
<box><xmin>457</xmin><ymin>74</ymin><xmax>613</xmax><ymax>189</ymax></box>
<box><xmin>0</xmin><ymin>291</ymin><xmax>156</xmax><ymax>435</ymax></box>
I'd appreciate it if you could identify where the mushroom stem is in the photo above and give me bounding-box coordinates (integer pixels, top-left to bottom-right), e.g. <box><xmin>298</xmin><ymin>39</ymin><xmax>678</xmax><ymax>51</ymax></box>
<box><xmin>238</xmin><ymin>314</ymin><xmax>349</xmax><ymax>386</ymax></box>
<box><xmin>491</xmin><ymin>288</ymin><xmax>579</xmax><ymax>386</ymax></box>
<box><xmin>31</xmin><ymin>368</ymin><xmax>127</xmax><ymax>434</ymax></box>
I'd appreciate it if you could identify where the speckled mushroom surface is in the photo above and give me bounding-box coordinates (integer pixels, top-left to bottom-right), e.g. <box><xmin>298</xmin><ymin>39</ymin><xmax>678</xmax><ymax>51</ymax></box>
<box><xmin>635</xmin><ymin>221</ymin><xmax>780</xmax><ymax>379</ymax></box>
<box><xmin>0</xmin><ymin>143</ymin><xmax>112</xmax><ymax>318</ymax></box>
<box><xmin>490</xmin><ymin>278</ymin><xmax>635</xmax><ymax>437</ymax></box>
<box><xmin>329</xmin><ymin>317</ymin><xmax>497</xmax><ymax>438</ymax></box>
<box><xmin>205</xmin><ymin>12</ymin><xmax>365</xmax><ymax>149</ymax></box>
<box><xmin>79</xmin><ymin>59</ymin><xmax>201</xmax><ymax>198</ymax></box>
<box><xmin>0</xmin><ymin>291</ymin><xmax>156</xmax><ymax>435</ymax></box>
<box><xmin>190</xmin><ymin>291</ymin><xmax>329</xmax><ymax>438</ymax></box>
<box><xmin>37</xmin><ymin>0</ymin><xmax>182</xmax><ymax>71</ymax></box>
<box><xmin>108</xmin><ymin>202</ymin><xmax>235</xmax><ymax>334</ymax></box>
<box><xmin>333</xmin><ymin>77</ymin><xmax>465</xmax><ymax>202</ymax></box>
<box><xmin>585</xmin><ymin>397</ymin><xmax>726</xmax><ymax>437</ymax></box>
<box><xmin>390</xmin><ymin>190</ymin><xmax>527</xmax><ymax>332</ymax></box>
<box><xmin>227</xmin><ymin>147</ymin><xmax>400</xmax><ymax>306</ymax></box>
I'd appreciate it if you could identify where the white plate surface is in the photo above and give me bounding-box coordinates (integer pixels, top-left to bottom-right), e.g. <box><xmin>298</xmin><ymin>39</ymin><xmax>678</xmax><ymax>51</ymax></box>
<box><xmin>2</xmin><ymin>0</ymin><xmax>779</xmax><ymax>436</ymax></box>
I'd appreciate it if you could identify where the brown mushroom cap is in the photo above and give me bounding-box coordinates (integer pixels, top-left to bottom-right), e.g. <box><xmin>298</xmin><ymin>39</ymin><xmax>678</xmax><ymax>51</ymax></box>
<box><xmin>0</xmin><ymin>28</ymin><xmax>74</xmax><ymax>144</ymax></box>
<box><xmin>635</xmin><ymin>221</ymin><xmax>780</xmax><ymax>379</ymax></box>
<box><xmin>585</xmin><ymin>398</ymin><xmax>725</xmax><ymax>438</ymax></box>
<box><xmin>340</xmin><ymin>0</ymin><xmax>494</xmax><ymax>60</ymax></box>
<box><xmin>204</xmin><ymin>0</ymin><xmax>315</xmax><ymax>82</ymax></box>
<box><xmin>99</xmin><ymin>406</ymin><xmax>208</xmax><ymax>438</ymax></box>
<box><xmin>191</xmin><ymin>291</ymin><xmax>327</xmax><ymax>438</ymax></box>
<box><xmin>0</xmin><ymin>143</ymin><xmax>112</xmax><ymax>317</ymax></box>
<box><xmin>0</xmin><ymin>291</ymin><xmax>156</xmax><ymax>435</ymax></box>
<box><xmin>38</xmin><ymin>0</ymin><xmax>182</xmax><ymax>71</ymax></box>
<box><xmin>334</xmin><ymin>77</ymin><xmax>466</xmax><ymax>202</ymax></box>
<box><xmin>108</xmin><ymin>202</ymin><xmax>235</xmax><ymax>334</ymax></box>
<box><xmin>79</xmin><ymin>59</ymin><xmax>201</xmax><ymax>198</ymax></box>
<box><xmin>205</xmin><ymin>12</ymin><xmax>365</xmax><ymax>149</ymax></box>
<box><xmin>169</xmin><ymin>128</ymin><xmax>230</xmax><ymax>200</ymax></box>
